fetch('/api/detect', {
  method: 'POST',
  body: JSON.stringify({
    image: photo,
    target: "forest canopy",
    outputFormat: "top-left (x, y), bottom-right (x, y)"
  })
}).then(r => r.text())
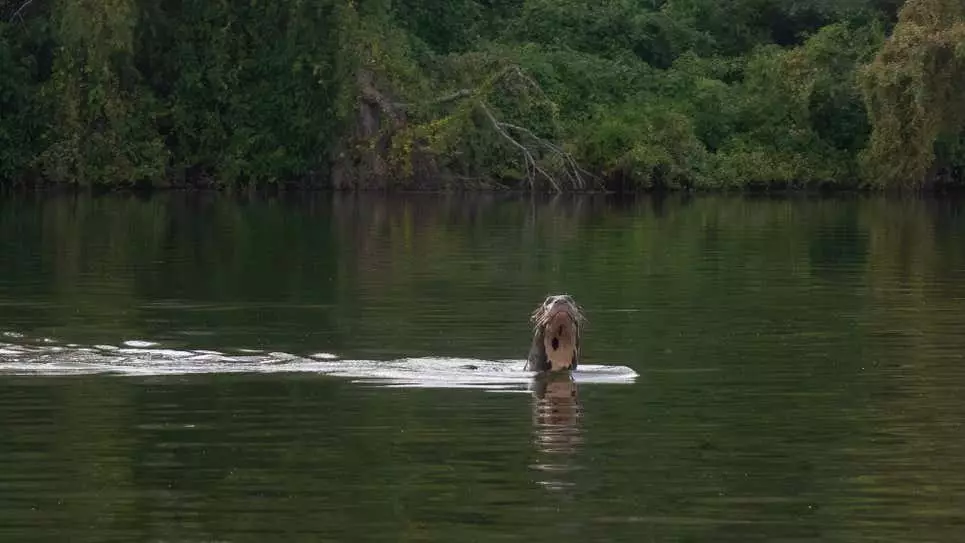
top-left (0, 0), bottom-right (963, 191)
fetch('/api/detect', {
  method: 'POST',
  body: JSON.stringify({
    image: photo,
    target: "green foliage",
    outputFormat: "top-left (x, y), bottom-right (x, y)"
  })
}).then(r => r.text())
top-left (932, 128), bottom-right (965, 184)
top-left (391, 0), bottom-right (485, 53)
top-left (507, 0), bottom-right (704, 68)
top-left (700, 22), bottom-right (883, 187)
top-left (138, 0), bottom-right (339, 184)
top-left (1, 0), bottom-right (962, 190)
top-left (37, 0), bottom-right (168, 185)
top-left (0, 19), bottom-right (48, 182)
top-left (666, 0), bottom-right (891, 53)
top-left (860, 0), bottom-right (965, 188)
top-left (576, 104), bottom-right (709, 190)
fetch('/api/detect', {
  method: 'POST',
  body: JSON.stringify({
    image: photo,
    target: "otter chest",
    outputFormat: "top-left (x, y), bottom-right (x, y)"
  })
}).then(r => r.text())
top-left (543, 313), bottom-right (578, 371)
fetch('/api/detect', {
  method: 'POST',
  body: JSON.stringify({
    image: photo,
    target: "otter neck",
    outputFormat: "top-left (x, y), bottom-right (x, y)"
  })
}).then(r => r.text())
top-left (542, 313), bottom-right (578, 371)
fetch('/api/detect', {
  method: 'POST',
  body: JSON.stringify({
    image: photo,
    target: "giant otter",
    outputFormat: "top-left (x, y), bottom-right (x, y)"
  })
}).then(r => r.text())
top-left (525, 294), bottom-right (585, 372)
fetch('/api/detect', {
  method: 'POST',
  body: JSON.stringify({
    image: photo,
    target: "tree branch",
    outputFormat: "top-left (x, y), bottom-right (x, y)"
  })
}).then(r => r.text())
top-left (499, 122), bottom-right (596, 190)
top-left (8, 0), bottom-right (35, 22)
top-left (369, 64), bottom-right (594, 192)
top-left (480, 101), bottom-right (561, 192)
top-left (392, 88), bottom-right (475, 110)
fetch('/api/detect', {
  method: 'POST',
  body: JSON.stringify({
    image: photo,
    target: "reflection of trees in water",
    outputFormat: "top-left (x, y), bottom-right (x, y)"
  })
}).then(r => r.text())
top-left (530, 373), bottom-right (582, 492)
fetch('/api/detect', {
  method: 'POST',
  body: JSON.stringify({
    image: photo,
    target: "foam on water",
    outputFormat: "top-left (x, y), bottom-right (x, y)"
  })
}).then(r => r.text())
top-left (122, 340), bottom-right (160, 348)
top-left (0, 333), bottom-right (638, 390)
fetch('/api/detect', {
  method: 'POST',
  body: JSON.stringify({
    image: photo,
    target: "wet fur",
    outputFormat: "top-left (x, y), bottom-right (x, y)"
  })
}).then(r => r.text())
top-left (525, 295), bottom-right (584, 372)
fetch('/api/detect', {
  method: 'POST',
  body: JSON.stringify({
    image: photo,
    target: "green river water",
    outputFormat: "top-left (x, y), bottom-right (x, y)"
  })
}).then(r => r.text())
top-left (1, 192), bottom-right (963, 541)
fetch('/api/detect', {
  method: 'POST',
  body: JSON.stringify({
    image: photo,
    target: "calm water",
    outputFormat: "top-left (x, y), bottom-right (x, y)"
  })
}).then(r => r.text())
top-left (1, 192), bottom-right (964, 541)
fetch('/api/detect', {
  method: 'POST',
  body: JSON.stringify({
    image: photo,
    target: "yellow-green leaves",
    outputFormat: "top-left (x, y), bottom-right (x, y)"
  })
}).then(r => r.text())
top-left (861, 0), bottom-right (965, 188)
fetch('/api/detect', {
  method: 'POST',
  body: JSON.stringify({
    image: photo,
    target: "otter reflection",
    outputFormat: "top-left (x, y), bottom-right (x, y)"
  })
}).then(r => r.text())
top-left (530, 372), bottom-right (582, 491)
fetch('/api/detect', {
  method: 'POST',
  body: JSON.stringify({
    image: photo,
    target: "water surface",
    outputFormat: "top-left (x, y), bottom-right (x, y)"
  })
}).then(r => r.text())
top-left (1, 192), bottom-right (964, 541)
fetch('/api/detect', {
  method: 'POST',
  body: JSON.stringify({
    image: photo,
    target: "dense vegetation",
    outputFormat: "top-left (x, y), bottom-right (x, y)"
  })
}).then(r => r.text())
top-left (0, 0), bottom-right (963, 191)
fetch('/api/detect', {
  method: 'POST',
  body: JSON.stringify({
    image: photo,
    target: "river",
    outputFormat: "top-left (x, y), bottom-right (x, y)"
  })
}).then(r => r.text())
top-left (1, 192), bottom-right (963, 541)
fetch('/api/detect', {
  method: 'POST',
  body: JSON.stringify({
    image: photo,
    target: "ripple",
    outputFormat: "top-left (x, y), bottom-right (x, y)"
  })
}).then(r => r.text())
top-left (0, 336), bottom-right (637, 390)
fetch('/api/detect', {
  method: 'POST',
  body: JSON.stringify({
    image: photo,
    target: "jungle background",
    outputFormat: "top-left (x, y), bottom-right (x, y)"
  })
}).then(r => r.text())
top-left (0, 0), bottom-right (963, 191)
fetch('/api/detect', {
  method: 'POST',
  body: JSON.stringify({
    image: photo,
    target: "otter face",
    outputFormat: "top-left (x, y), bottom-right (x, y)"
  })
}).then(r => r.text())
top-left (530, 295), bottom-right (584, 371)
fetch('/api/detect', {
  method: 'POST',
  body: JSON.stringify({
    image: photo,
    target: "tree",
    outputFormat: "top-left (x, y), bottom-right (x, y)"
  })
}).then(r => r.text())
top-left (38, 0), bottom-right (167, 185)
top-left (861, 0), bottom-right (965, 188)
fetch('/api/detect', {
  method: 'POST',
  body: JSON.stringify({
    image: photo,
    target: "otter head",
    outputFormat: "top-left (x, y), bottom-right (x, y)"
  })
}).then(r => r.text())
top-left (528, 294), bottom-right (584, 372)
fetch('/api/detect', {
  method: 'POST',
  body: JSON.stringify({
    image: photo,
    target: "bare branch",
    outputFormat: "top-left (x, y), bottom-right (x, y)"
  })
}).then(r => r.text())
top-left (393, 89), bottom-right (476, 111)
top-left (500, 122), bottom-right (596, 190)
top-left (480, 101), bottom-right (561, 192)
top-left (8, 0), bottom-right (35, 22)
top-left (369, 63), bottom-right (594, 192)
